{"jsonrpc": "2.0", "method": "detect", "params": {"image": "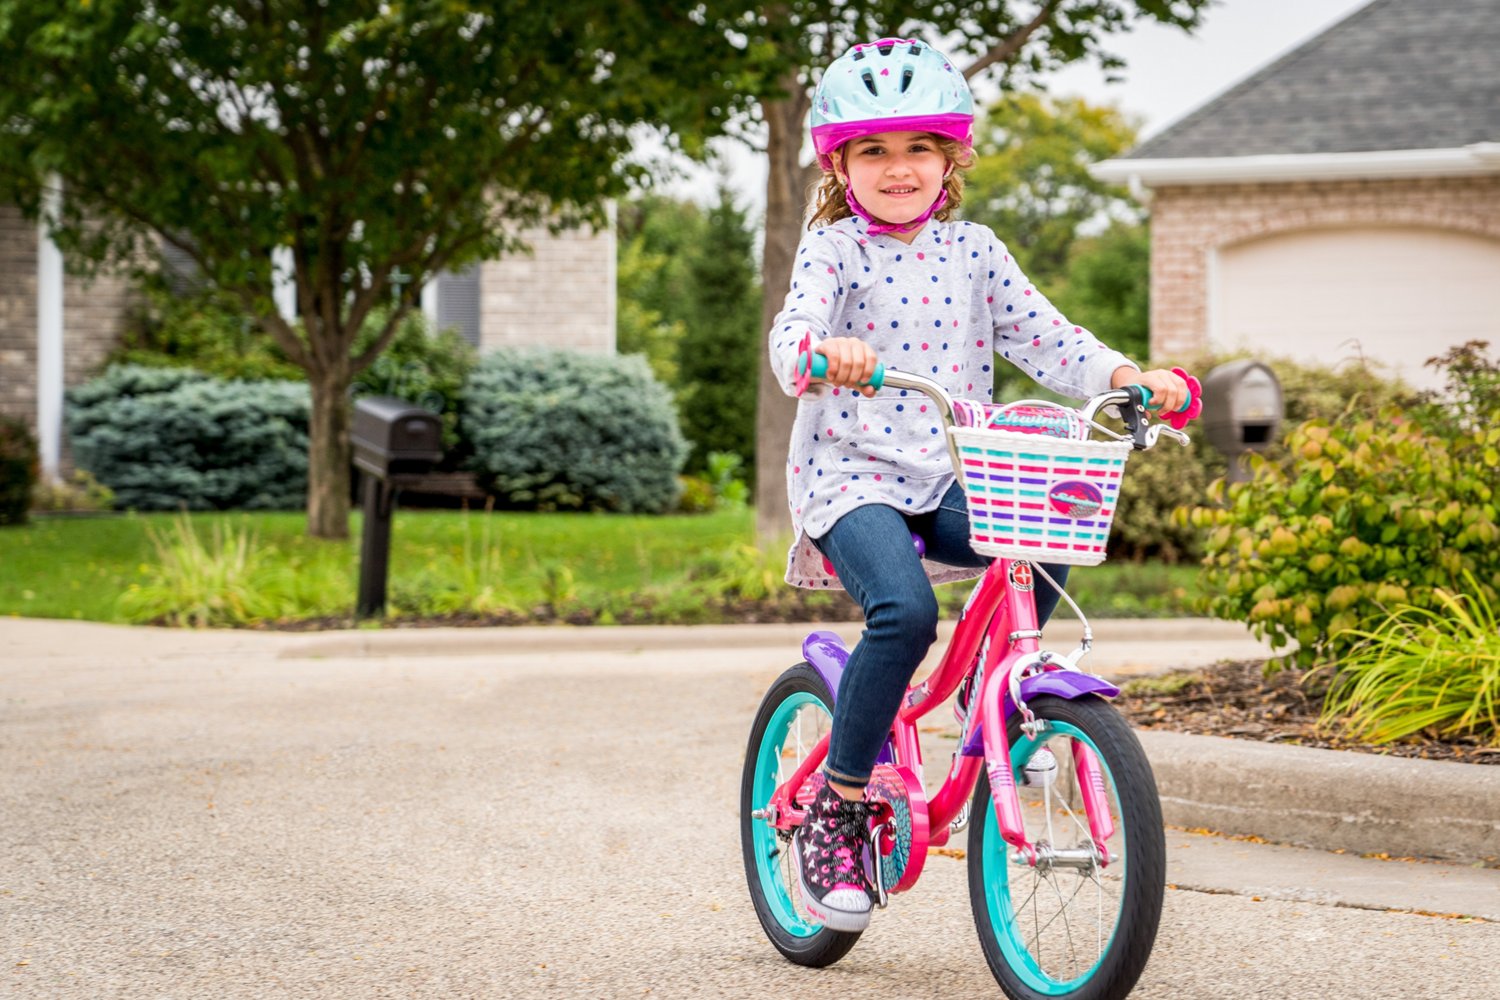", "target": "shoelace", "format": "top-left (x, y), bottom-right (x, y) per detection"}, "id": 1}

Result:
top-left (826, 799), bottom-right (873, 879)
